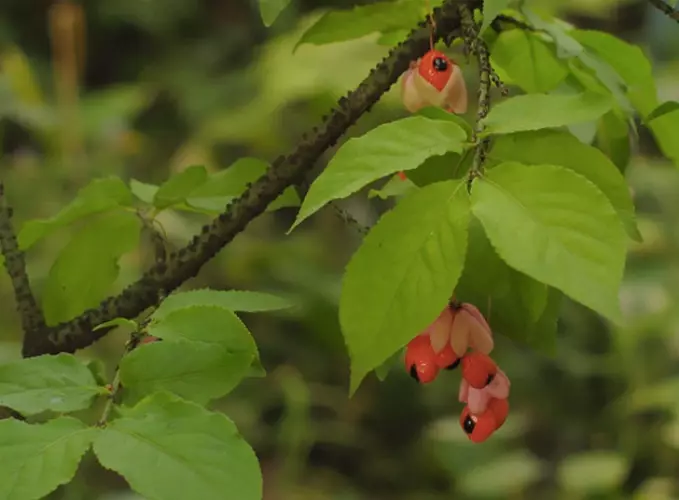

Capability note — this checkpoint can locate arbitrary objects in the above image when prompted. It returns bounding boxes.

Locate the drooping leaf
[490,29,568,93]
[471,162,626,323]
[93,392,262,500]
[481,92,613,136]
[647,103,679,168]
[185,158,299,213]
[570,29,658,117]
[258,0,291,26]
[296,0,420,48]
[148,305,256,347]
[119,339,255,405]
[42,211,142,325]
[0,354,103,415]
[595,110,631,173]
[153,165,208,210]
[0,417,95,500]
[341,180,470,394]
[153,289,294,321]
[481,0,513,33]
[489,129,640,241]
[291,116,467,231]
[18,177,133,250]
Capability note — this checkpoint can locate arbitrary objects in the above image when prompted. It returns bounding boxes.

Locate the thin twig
[459,4,493,187]
[0,183,46,338]
[23,0,482,357]
[647,0,679,22]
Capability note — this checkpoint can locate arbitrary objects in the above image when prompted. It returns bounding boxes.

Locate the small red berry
[434,342,461,370]
[404,335,440,384]
[461,352,498,389]
[460,398,509,443]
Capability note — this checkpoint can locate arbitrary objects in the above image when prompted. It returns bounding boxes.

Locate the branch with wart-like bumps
[21,0,483,358]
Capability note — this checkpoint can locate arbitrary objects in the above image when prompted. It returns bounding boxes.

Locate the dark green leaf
[489,129,640,241]
[153,165,208,210]
[18,177,132,250]
[341,181,470,394]
[471,162,626,322]
[42,211,142,325]
[481,92,613,136]
[0,417,95,500]
[291,116,467,230]
[647,103,679,167]
[258,0,291,26]
[481,0,513,33]
[93,392,262,500]
[646,101,679,122]
[596,110,631,173]
[0,354,103,415]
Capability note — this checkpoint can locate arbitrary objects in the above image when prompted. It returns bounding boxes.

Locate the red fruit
[459,398,509,443]
[462,352,498,389]
[405,335,440,384]
[434,342,461,370]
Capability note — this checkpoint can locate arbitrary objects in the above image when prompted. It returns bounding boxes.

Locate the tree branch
[647,0,679,22]
[0,183,46,340]
[23,0,481,357]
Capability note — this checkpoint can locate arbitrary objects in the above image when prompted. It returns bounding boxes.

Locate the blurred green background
[1,0,679,498]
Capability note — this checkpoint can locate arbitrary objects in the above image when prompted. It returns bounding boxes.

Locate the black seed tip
[445,358,461,371]
[486,373,495,386]
[463,416,475,435]
[433,57,448,72]
[409,365,420,382]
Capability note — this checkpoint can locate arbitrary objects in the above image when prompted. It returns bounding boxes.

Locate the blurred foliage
[0,0,678,499]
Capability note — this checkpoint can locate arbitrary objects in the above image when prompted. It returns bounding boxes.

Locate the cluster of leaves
[0,290,293,500]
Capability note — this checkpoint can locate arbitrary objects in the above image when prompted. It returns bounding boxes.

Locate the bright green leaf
[481,0,513,33]
[185,158,299,213]
[557,451,628,493]
[596,110,631,173]
[18,177,132,250]
[376,29,409,46]
[291,116,467,231]
[130,179,158,204]
[491,29,568,93]
[489,129,640,241]
[42,211,142,325]
[296,0,420,48]
[93,317,138,332]
[416,106,473,136]
[153,289,294,321]
[646,100,679,122]
[119,339,255,405]
[341,180,469,394]
[153,165,208,210]
[368,175,417,199]
[258,0,291,26]
[148,305,256,346]
[0,417,95,500]
[481,92,613,136]
[93,392,262,500]
[647,104,679,167]
[0,353,102,415]
[570,29,658,117]
[471,162,626,323]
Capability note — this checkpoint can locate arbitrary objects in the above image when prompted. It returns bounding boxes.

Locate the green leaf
[185,158,299,213]
[481,92,613,136]
[376,29,409,46]
[93,392,262,500]
[596,110,631,173]
[93,317,138,332]
[296,0,420,48]
[368,175,417,199]
[416,106,474,136]
[119,339,255,405]
[489,129,640,241]
[557,451,628,493]
[646,100,679,122]
[570,29,658,117]
[341,180,470,394]
[258,0,291,26]
[454,219,559,353]
[130,179,158,204]
[153,165,208,210]
[148,305,256,346]
[291,116,467,231]
[647,103,679,167]
[18,177,132,250]
[481,0,513,34]
[0,353,103,415]
[42,211,142,325]
[490,29,568,93]
[0,417,95,500]
[471,162,626,323]
[153,289,294,321]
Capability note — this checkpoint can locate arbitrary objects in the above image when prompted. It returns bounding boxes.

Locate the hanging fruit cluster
[404,301,510,443]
